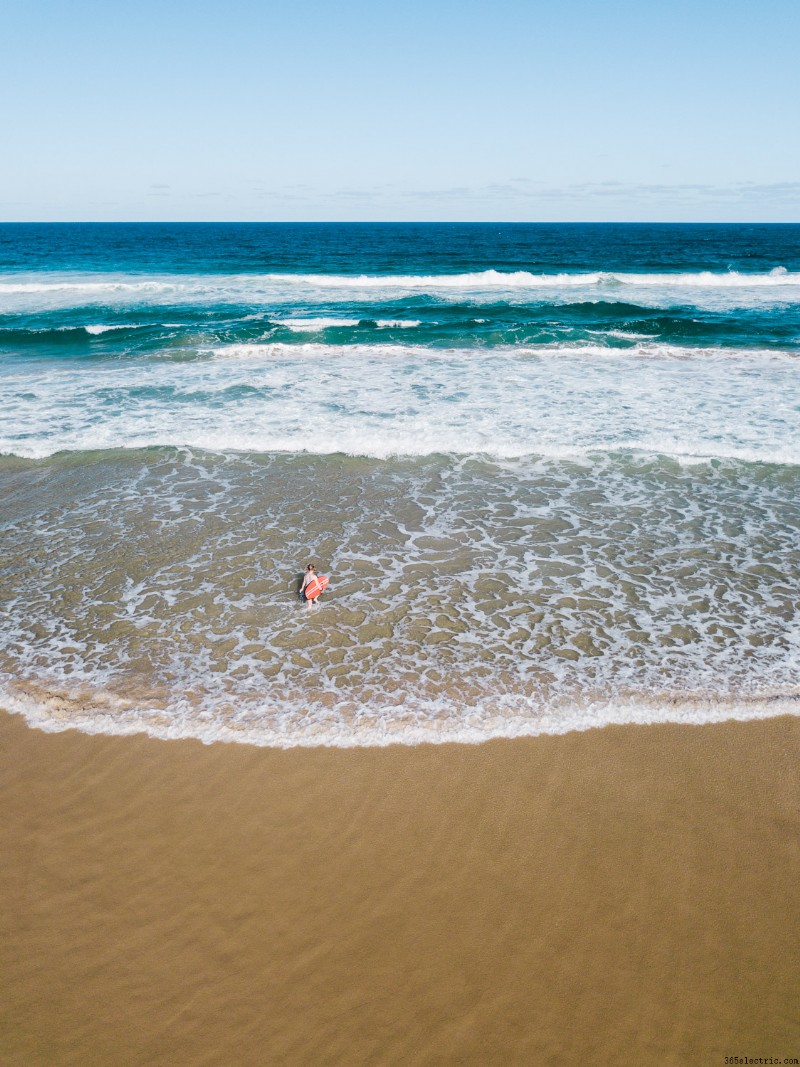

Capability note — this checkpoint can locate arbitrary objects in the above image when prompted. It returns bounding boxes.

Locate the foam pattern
[2,450,798,746]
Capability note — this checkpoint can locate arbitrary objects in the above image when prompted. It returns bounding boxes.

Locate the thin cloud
[196,178,800,213]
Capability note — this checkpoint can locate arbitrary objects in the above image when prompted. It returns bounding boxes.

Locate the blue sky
[2,0,798,221]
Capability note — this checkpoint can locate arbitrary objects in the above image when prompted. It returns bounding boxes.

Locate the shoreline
[4,686,800,750]
[2,709,799,1065]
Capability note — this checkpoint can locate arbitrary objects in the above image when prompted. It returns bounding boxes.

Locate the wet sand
[1,709,799,1066]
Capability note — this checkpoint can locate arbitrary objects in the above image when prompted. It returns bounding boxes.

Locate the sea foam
[3,683,799,750]
[2,268,800,316]
[1,339,798,464]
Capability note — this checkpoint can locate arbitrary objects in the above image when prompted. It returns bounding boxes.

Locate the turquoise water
[1,224,799,745]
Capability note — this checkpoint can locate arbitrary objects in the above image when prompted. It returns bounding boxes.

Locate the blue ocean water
[1,224,799,745]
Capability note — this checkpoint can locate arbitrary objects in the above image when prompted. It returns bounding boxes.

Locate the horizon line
[2,219,799,226]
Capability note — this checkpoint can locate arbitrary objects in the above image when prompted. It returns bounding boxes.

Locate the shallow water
[2,448,798,744]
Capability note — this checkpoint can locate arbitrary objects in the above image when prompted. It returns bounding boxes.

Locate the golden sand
[1,709,799,1066]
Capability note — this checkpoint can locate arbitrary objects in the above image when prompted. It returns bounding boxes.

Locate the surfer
[299,563,329,607]
[300,563,320,603]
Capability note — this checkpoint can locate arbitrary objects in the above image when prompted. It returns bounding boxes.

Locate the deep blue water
[2,223,800,371]
[2,221,800,275]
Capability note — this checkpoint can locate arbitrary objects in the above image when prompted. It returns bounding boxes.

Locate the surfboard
[304,575,329,601]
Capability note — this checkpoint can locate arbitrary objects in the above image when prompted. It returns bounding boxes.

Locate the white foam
[268,267,800,290]
[84,324,140,335]
[209,339,794,363]
[279,318,361,330]
[2,269,800,315]
[276,318,422,331]
[0,281,171,294]
[2,684,798,750]
[1,340,798,464]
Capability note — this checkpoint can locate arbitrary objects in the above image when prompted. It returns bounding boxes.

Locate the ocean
[1,222,799,746]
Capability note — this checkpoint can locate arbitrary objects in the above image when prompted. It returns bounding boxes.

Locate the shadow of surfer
[294,572,305,599]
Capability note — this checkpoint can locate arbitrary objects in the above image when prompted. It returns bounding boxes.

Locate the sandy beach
[1,709,798,1066]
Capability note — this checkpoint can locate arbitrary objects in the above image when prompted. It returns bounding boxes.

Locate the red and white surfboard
[304,575,329,601]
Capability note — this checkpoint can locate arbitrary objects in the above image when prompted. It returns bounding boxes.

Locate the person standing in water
[300,563,321,604]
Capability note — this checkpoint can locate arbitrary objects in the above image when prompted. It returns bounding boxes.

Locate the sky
[2,0,799,221]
